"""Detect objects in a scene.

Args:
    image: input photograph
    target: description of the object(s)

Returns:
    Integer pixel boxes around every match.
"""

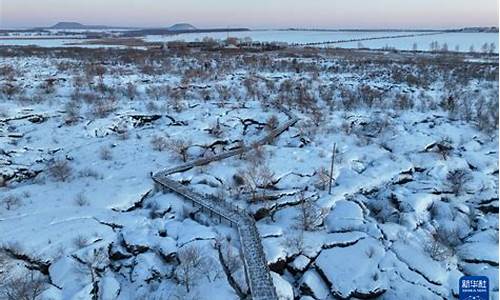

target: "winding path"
[153,116,299,300]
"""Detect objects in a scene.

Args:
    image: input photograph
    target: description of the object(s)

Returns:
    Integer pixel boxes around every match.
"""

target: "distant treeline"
[122,28,250,37]
[282,27,499,33]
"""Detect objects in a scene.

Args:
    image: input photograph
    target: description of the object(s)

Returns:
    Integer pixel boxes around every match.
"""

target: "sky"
[0,0,498,29]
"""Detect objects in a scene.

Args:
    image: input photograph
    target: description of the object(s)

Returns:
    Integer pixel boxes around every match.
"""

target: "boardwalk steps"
[153,116,298,300]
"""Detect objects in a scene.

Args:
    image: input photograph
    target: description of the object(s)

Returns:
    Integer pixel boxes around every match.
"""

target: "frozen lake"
[0,38,82,47]
[0,38,137,49]
[146,30,499,53]
[0,30,497,53]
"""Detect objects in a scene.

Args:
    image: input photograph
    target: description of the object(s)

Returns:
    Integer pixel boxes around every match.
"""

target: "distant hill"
[168,23,197,32]
[51,22,87,29]
[48,22,132,30]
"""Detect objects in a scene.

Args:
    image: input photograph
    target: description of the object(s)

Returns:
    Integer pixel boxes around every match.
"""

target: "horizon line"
[1,22,498,31]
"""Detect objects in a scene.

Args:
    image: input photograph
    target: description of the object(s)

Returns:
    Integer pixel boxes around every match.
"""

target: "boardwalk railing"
[153,116,298,300]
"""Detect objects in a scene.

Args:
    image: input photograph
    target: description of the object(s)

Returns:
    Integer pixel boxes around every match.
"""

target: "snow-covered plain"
[144,30,499,53]
[0,45,498,300]
[1,30,498,53]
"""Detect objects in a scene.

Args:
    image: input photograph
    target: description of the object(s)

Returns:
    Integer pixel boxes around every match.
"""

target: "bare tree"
[64,100,81,125]
[241,166,275,202]
[200,255,222,283]
[294,192,327,231]
[207,119,225,138]
[220,243,242,275]
[265,115,279,132]
[124,82,138,100]
[75,247,109,300]
[168,138,191,162]
[283,230,305,254]
[2,194,22,210]
[315,167,331,191]
[0,269,47,300]
[151,135,169,152]
[176,246,204,293]
[446,168,472,196]
[215,85,231,107]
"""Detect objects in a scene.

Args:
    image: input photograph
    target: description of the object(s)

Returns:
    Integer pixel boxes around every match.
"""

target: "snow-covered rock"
[272,272,294,300]
[299,269,330,300]
[325,200,364,232]
[315,237,387,298]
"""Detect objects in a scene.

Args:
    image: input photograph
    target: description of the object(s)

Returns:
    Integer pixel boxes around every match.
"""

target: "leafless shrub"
[243,76,258,99]
[245,142,266,166]
[0,269,47,300]
[145,85,169,101]
[75,247,109,298]
[425,239,451,261]
[426,225,462,261]
[64,100,81,125]
[294,192,328,231]
[169,88,186,112]
[2,194,22,210]
[168,138,191,162]
[151,135,169,152]
[37,79,56,95]
[215,85,231,107]
[207,119,225,138]
[357,84,383,108]
[176,246,204,293]
[340,87,358,110]
[84,63,107,80]
[218,243,242,275]
[74,192,90,207]
[91,96,117,118]
[475,94,499,133]
[394,92,414,110]
[78,167,102,179]
[73,234,88,248]
[446,168,472,196]
[365,247,376,258]
[241,166,276,202]
[111,122,129,140]
[1,81,22,99]
[314,167,331,191]
[435,137,453,160]
[283,230,305,254]
[265,115,279,132]
[123,82,138,100]
[48,159,73,182]
[0,65,16,77]
[99,146,112,161]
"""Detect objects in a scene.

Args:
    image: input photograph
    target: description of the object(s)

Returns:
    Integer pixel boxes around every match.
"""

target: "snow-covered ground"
[1,30,498,53]
[144,30,499,53]
[0,46,498,299]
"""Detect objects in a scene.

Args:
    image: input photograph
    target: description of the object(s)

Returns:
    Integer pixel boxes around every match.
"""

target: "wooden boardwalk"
[153,116,298,300]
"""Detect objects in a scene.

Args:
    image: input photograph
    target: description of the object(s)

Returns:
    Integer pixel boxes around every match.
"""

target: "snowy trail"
[153,116,298,300]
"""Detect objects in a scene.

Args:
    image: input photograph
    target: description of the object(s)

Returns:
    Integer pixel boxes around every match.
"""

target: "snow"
[1,29,496,53]
[144,30,498,53]
[391,240,447,285]
[271,272,294,300]
[316,236,387,298]
[299,270,330,300]
[0,44,497,300]
[99,272,121,300]
[325,200,364,232]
